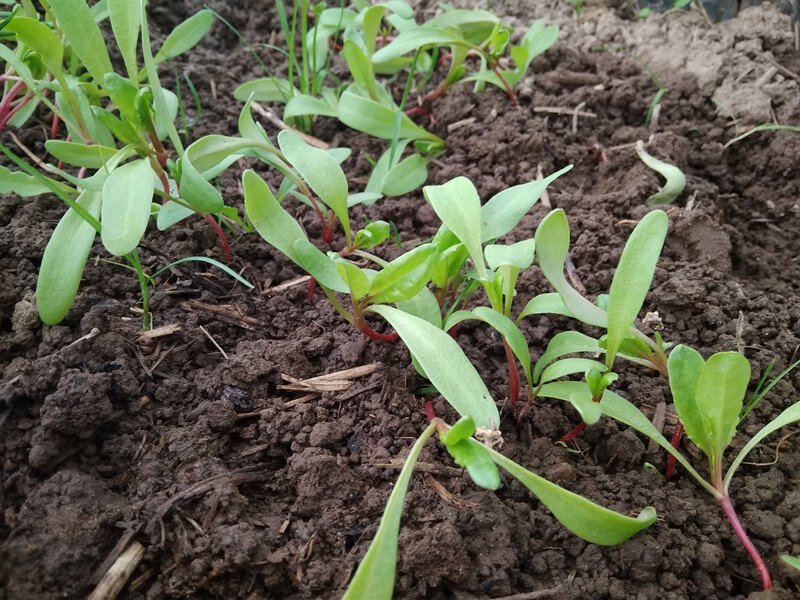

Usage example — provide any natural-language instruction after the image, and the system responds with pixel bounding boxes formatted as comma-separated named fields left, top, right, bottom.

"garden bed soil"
left=2, top=1, right=800, bottom=598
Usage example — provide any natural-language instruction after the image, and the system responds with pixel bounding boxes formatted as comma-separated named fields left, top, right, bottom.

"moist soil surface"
left=2, top=1, right=800, bottom=599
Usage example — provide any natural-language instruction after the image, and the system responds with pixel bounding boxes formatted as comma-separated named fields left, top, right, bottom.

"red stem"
left=559, top=421, right=587, bottom=442
left=50, top=111, right=61, bottom=139
left=0, top=80, right=25, bottom=122
left=718, top=494, right=772, bottom=590
left=425, top=401, right=437, bottom=422
left=201, top=213, right=233, bottom=263
left=665, top=422, right=684, bottom=481
left=307, top=277, right=317, bottom=301
left=490, top=61, right=518, bottom=106
left=358, top=322, right=399, bottom=343
left=0, top=90, right=34, bottom=130
left=502, top=338, right=520, bottom=405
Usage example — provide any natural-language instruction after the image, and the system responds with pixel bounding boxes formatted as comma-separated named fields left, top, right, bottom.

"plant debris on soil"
left=2, top=1, right=800, bottom=599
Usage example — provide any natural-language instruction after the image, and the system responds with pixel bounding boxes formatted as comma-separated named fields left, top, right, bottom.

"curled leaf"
left=636, top=141, right=686, bottom=205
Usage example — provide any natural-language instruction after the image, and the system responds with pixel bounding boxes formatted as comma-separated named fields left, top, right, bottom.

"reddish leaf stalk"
left=490, top=61, right=518, bottom=106
left=425, top=401, right=437, bottom=422
left=50, top=111, right=60, bottom=139
left=357, top=321, right=399, bottom=343
left=559, top=421, right=587, bottom=443
left=0, top=90, right=34, bottom=130
left=0, top=80, right=26, bottom=123
left=201, top=213, right=233, bottom=263
left=502, top=337, right=520, bottom=405
left=718, top=494, right=772, bottom=590
left=306, top=277, right=317, bottom=301
left=665, top=422, right=684, bottom=481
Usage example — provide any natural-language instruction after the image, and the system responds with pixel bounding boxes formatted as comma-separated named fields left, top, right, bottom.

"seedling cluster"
left=1, top=1, right=798, bottom=598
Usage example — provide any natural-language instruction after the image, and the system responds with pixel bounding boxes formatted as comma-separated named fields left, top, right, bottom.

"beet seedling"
left=597, top=346, right=800, bottom=590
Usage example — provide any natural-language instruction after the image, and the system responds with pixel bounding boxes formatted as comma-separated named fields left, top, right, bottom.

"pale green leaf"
left=695, top=352, right=750, bottom=459
left=517, top=292, right=575, bottom=322
left=0, top=165, right=71, bottom=197
left=45, top=141, right=118, bottom=169
left=667, top=345, right=709, bottom=456
left=154, top=9, right=214, bottom=63
left=100, top=158, right=154, bottom=256
left=108, top=0, right=141, bottom=78
left=338, top=87, right=441, bottom=142
left=424, top=176, right=487, bottom=279
left=242, top=169, right=306, bottom=264
left=486, top=441, right=656, bottom=545
left=540, top=358, right=607, bottom=384
left=636, top=141, right=686, bottom=205
left=381, top=154, right=430, bottom=197
left=372, top=27, right=466, bottom=64
left=48, top=0, right=113, bottom=82
left=534, top=209, right=607, bottom=327
left=293, top=239, right=348, bottom=293
left=395, top=286, right=442, bottom=329
left=233, top=77, right=294, bottom=103
left=368, top=305, right=500, bottom=428
left=278, top=130, right=351, bottom=243
left=368, top=243, right=438, bottom=304
left=36, top=189, right=100, bottom=324
left=485, top=239, right=536, bottom=271
left=179, top=155, right=223, bottom=213
left=605, top=209, right=668, bottom=368
left=537, top=380, right=603, bottom=424
left=482, top=165, right=572, bottom=241
left=533, top=331, right=601, bottom=383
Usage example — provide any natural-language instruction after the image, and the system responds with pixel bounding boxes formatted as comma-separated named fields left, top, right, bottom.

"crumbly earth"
left=1, top=1, right=800, bottom=599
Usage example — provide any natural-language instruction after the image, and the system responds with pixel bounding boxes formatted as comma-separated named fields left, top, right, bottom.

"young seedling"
left=595, top=346, right=800, bottom=590
left=522, top=208, right=670, bottom=438
left=422, top=167, right=573, bottom=405
left=635, top=141, right=686, bottom=205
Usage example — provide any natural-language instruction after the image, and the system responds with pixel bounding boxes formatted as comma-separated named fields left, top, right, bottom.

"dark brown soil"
left=2, top=2, right=800, bottom=599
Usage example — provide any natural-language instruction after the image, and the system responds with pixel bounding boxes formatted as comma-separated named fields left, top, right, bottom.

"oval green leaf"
left=100, top=158, right=155, bottom=256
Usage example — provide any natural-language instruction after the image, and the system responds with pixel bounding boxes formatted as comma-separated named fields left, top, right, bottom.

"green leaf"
left=36, top=189, right=100, bottom=325
left=342, top=422, right=437, bottom=600
left=533, top=331, right=601, bottom=383
left=103, top=73, right=142, bottom=127
left=242, top=169, right=307, bottom=264
left=424, top=176, right=487, bottom=279
left=485, top=239, right=536, bottom=271
left=0, top=165, right=71, bottom=197
left=100, top=158, right=154, bottom=256
left=107, top=0, right=141, bottom=78
left=336, top=259, right=370, bottom=300
left=446, top=438, right=501, bottom=490
left=342, top=37, right=378, bottom=100
left=233, top=77, right=294, bottom=103
left=368, top=243, right=438, bottom=304
left=278, top=130, right=351, bottom=243
left=517, top=292, right=575, bottom=322
left=695, top=352, right=750, bottom=460
left=179, top=155, right=223, bottom=213
left=445, top=307, right=532, bottom=388
left=372, top=27, right=466, bottom=64
left=354, top=221, right=390, bottom=249
left=48, top=0, right=113, bottom=83
left=44, top=141, right=118, bottom=169
left=667, top=345, right=709, bottom=456
left=537, top=380, right=603, bottom=424
left=534, top=209, right=607, bottom=327
left=6, top=17, right=63, bottom=75
left=781, top=555, right=800, bottom=572
left=186, top=135, right=264, bottom=178
left=338, top=86, right=441, bottom=142
left=381, top=153, right=430, bottom=197
left=481, top=165, right=572, bottom=241
left=605, top=210, right=668, bottom=368
left=155, top=200, right=193, bottom=231
left=238, top=96, right=271, bottom=142
left=635, top=141, right=686, bottom=205
left=368, top=305, right=500, bottom=429
left=395, top=286, right=442, bottom=329
left=540, top=358, right=607, bottom=384
left=485, top=441, right=656, bottom=545
left=284, top=93, right=339, bottom=118
left=293, top=239, right=348, bottom=293
left=154, top=9, right=214, bottom=63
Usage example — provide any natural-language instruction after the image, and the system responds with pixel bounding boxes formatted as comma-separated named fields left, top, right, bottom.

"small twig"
left=742, top=428, right=800, bottom=467
left=65, top=327, right=100, bottom=349
left=537, top=164, right=552, bottom=210
left=534, top=106, right=596, bottom=118
left=88, top=540, right=146, bottom=600
left=138, top=323, right=181, bottom=340
left=8, top=131, right=58, bottom=174
left=250, top=100, right=330, bottom=149
left=572, top=101, right=586, bottom=133
left=564, top=253, right=587, bottom=294
left=264, top=275, right=311, bottom=295
left=447, top=116, right=477, bottom=133
left=491, top=587, right=562, bottom=600
left=199, top=325, right=228, bottom=360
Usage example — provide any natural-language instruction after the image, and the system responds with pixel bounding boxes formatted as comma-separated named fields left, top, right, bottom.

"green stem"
left=126, top=250, right=152, bottom=330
